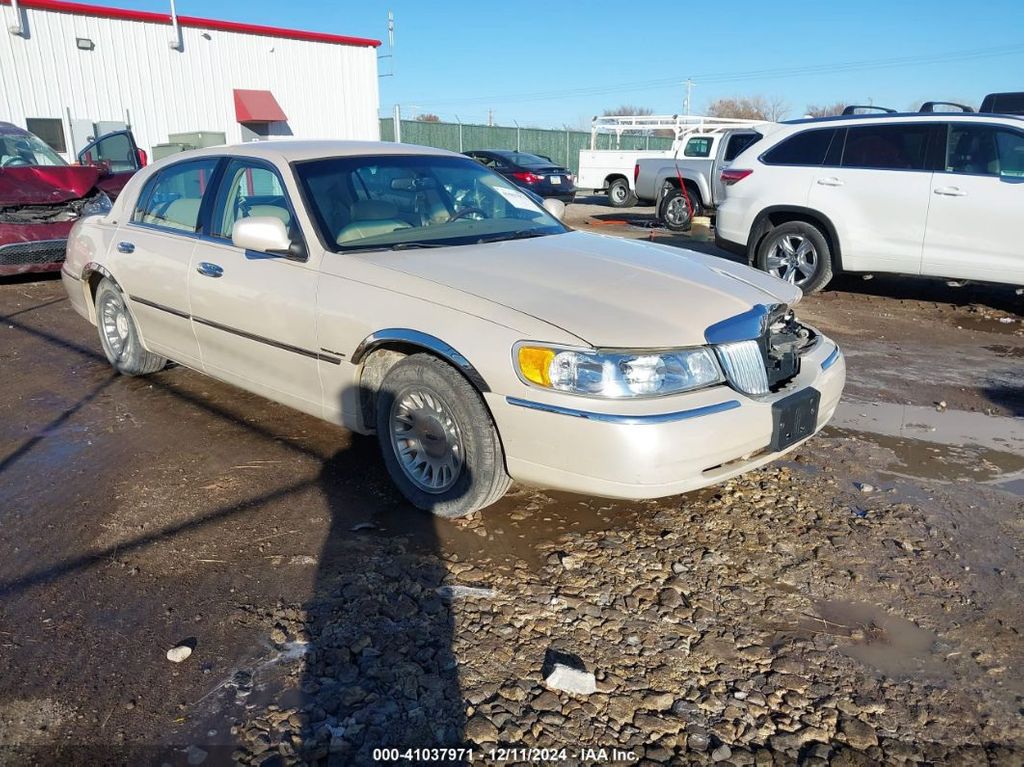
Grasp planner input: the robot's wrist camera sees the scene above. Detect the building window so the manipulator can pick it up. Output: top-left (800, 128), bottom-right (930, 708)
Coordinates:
top-left (26, 118), bottom-right (67, 153)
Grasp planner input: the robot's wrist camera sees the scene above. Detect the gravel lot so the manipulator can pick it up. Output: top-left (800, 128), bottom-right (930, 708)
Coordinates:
top-left (1, 205), bottom-right (1022, 765)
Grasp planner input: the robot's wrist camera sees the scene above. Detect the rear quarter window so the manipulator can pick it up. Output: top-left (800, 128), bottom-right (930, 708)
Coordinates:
top-left (683, 137), bottom-right (712, 158)
top-left (761, 128), bottom-right (837, 166)
top-left (842, 124), bottom-right (933, 170)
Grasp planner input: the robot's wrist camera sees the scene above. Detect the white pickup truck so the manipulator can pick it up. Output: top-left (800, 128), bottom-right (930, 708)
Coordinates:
top-left (633, 127), bottom-right (766, 229)
top-left (577, 115), bottom-right (767, 208)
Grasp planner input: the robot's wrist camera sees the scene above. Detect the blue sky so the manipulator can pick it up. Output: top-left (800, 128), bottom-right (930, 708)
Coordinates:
top-left (105, 0), bottom-right (1024, 128)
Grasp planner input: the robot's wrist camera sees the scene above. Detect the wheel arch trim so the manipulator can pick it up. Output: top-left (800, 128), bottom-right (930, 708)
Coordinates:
top-left (352, 328), bottom-right (491, 393)
top-left (749, 206), bottom-right (843, 270)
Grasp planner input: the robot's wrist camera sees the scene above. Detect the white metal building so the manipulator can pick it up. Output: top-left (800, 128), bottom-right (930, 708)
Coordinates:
top-left (0, 0), bottom-right (381, 159)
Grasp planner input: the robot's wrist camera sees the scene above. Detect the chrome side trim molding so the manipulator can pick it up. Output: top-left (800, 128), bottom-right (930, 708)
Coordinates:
top-left (821, 344), bottom-right (842, 370)
top-left (352, 328), bottom-right (490, 392)
top-left (505, 397), bottom-right (741, 425)
top-left (130, 294), bottom-right (189, 320)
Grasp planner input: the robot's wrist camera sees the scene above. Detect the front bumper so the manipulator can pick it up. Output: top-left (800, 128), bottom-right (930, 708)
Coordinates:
top-left (0, 221), bottom-right (74, 276)
top-left (486, 335), bottom-right (845, 499)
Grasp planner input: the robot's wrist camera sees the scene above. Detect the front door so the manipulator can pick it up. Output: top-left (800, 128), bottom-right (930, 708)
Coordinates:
top-left (188, 157), bottom-right (323, 417)
top-left (78, 130), bottom-right (144, 199)
top-left (922, 123), bottom-right (1024, 284)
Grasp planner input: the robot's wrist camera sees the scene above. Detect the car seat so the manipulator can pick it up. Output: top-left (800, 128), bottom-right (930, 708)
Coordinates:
top-left (335, 200), bottom-right (412, 244)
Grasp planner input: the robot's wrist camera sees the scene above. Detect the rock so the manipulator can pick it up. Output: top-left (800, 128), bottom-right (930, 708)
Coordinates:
top-left (642, 692), bottom-right (675, 711)
top-left (712, 745), bottom-right (732, 761)
top-left (532, 691), bottom-right (562, 711)
top-left (465, 715), bottom-right (498, 744)
top-left (855, 482), bottom-right (875, 493)
top-left (658, 588), bottom-right (683, 608)
top-left (166, 645), bottom-right (193, 663)
top-left (185, 745), bottom-right (208, 765)
top-left (544, 664), bottom-right (596, 696)
top-left (435, 585), bottom-right (496, 600)
top-left (840, 717), bottom-right (878, 750)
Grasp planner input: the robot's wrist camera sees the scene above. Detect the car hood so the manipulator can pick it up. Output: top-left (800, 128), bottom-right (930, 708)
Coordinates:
top-left (372, 230), bottom-right (801, 348)
top-left (0, 167), bottom-right (101, 205)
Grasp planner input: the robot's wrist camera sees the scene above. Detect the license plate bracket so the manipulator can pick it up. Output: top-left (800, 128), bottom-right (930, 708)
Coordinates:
top-left (770, 388), bottom-right (820, 451)
top-left (549, 176), bottom-right (561, 184)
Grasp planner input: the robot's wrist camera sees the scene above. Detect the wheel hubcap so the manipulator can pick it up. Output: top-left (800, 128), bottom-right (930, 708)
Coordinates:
top-left (765, 234), bottom-right (818, 286)
top-left (389, 388), bottom-right (464, 494)
top-left (611, 185), bottom-right (625, 203)
top-left (665, 197), bottom-right (688, 226)
top-left (100, 292), bottom-right (130, 359)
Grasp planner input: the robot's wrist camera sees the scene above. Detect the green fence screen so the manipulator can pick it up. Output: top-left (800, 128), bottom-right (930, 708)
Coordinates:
top-left (380, 118), bottom-right (674, 175)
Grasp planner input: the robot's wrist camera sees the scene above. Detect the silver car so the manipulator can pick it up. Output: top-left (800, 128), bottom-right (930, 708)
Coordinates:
top-left (61, 141), bottom-right (846, 517)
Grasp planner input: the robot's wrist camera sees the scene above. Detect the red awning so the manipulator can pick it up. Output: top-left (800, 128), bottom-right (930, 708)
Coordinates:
top-left (233, 89), bottom-right (288, 123)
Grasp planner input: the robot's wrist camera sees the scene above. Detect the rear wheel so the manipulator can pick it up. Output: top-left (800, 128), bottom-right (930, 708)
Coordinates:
top-left (755, 221), bottom-right (834, 293)
top-left (607, 178), bottom-right (637, 208)
top-left (376, 354), bottom-right (511, 518)
top-left (94, 278), bottom-right (167, 376)
top-left (658, 189), bottom-right (693, 232)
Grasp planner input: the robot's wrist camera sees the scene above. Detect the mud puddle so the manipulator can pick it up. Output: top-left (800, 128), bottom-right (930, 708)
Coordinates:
top-left (826, 400), bottom-right (1024, 486)
top-left (806, 601), bottom-right (944, 678)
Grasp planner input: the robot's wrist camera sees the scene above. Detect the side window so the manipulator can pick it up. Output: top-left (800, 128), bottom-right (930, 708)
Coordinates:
top-left (81, 133), bottom-right (138, 173)
top-left (211, 160), bottom-right (294, 239)
top-left (724, 133), bottom-right (760, 161)
top-left (683, 137), bottom-right (712, 158)
top-left (762, 128), bottom-right (836, 166)
top-left (842, 124), bottom-right (932, 170)
top-left (132, 159), bottom-right (218, 233)
top-left (946, 125), bottom-right (1024, 177)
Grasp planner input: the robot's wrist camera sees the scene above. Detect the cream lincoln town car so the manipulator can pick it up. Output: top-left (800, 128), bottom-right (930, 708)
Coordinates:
top-left (61, 141), bottom-right (846, 517)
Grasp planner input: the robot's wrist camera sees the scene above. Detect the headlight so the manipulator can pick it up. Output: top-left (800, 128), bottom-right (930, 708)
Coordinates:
top-left (81, 192), bottom-right (112, 218)
top-left (515, 344), bottom-right (723, 398)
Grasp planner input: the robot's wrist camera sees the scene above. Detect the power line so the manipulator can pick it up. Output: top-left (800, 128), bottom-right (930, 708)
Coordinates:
top-left (408, 44), bottom-right (1024, 108)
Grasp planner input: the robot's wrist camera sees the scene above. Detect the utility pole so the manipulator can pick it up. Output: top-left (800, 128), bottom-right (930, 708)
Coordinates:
top-left (487, 109), bottom-right (494, 127)
top-left (683, 78), bottom-right (695, 115)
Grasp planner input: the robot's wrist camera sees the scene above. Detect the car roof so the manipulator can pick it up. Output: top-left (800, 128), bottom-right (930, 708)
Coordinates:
top-left (783, 112), bottom-right (1024, 127)
top-left (0, 122), bottom-right (30, 137)
top-left (169, 140), bottom-right (464, 165)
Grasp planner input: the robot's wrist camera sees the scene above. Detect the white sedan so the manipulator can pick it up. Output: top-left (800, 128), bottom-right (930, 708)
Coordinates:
top-left (61, 140), bottom-right (845, 517)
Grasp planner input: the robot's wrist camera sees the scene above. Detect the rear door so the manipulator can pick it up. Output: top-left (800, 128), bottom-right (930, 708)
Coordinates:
top-left (922, 122), bottom-right (1024, 283)
top-left (116, 157), bottom-right (219, 368)
top-left (78, 131), bottom-right (144, 199)
top-left (187, 157), bottom-right (323, 416)
top-left (806, 122), bottom-right (938, 274)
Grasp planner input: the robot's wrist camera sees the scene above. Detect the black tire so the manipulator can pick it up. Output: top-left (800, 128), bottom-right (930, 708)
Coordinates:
top-left (755, 220), bottom-right (835, 294)
top-left (375, 354), bottom-right (511, 518)
top-left (94, 278), bottom-right (167, 376)
top-left (658, 188), bottom-right (693, 232)
top-left (607, 178), bottom-right (637, 208)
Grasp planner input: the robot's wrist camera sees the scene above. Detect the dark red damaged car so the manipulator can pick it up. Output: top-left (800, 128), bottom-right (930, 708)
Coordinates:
top-left (0, 122), bottom-right (144, 276)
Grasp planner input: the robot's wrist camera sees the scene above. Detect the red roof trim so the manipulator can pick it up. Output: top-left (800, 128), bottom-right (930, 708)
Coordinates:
top-left (234, 89), bottom-right (288, 123)
top-left (3, 0), bottom-right (382, 47)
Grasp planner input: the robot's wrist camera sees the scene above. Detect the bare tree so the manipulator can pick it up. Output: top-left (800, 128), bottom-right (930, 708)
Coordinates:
top-left (805, 102), bottom-right (847, 118)
top-left (706, 95), bottom-right (789, 121)
top-left (415, 113), bottom-right (441, 122)
top-left (602, 105), bottom-right (655, 117)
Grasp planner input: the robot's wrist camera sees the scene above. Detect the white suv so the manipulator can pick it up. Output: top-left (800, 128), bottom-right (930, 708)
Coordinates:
top-left (715, 113), bottom-right (1024, 293)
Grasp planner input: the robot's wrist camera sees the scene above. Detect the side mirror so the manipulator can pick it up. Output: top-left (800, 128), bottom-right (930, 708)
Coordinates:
top-left (542, 197), bottom-right (566, 221)
top-left (232, 216), bottom-right (302, 258)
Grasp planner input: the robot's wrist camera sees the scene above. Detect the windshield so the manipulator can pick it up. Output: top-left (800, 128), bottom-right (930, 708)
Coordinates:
top-left (295, 154), bottom-right (568, 252)
top-left (0, 131), bottom-right (68, 168)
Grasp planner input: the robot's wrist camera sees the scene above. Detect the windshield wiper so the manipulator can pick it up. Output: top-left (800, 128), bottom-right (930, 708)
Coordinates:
top-left (475, 229), bottom-right (552, 245)
top-left (341, 241), bottom-right (446, 253)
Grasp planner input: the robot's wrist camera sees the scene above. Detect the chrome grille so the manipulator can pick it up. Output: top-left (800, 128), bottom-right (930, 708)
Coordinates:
top-left (0, 239), bottom-right (67, 267)
top-left (715, 339), bottom-right (769, 395)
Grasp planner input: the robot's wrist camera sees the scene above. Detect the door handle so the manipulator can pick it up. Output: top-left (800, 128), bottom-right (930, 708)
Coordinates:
top-left (196, 262), bottom-right (224, 278)
top-left (933, 186), bottom-right (967, 197)
top-left (816, 177), bottom-right (844, 187)
top-left (117, 241), bottom-right (135, 254)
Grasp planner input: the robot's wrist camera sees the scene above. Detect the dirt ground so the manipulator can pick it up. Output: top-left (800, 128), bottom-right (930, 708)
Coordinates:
top-left (0, 204), bottom-right (1021, 765)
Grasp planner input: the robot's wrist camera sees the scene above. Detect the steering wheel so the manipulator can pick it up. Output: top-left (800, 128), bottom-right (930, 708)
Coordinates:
top-left (1, 157), bottom-right (31, 167)
top-left (449, 206), bottom-right (489, 222)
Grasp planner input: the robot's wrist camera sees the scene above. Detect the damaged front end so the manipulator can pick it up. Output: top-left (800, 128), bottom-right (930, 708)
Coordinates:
top-left (0, 167), bottom-right (110, 276)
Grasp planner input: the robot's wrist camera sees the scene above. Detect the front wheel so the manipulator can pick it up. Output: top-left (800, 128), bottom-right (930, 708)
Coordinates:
top-left (94, 278), bottom-right (167, 376)
top-left (376, 354), bottom-right (511, 518)
top-left (607, 178), bottom-right (637, 208)
top-left (755, 221), bottom-right (835, 293)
